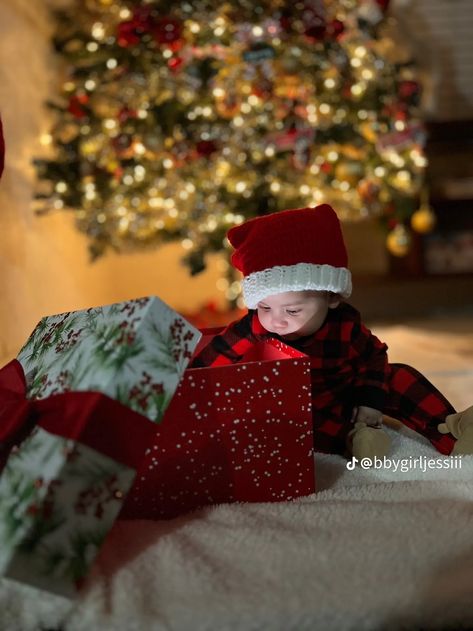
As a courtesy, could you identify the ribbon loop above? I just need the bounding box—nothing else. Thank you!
[0,360,36,452]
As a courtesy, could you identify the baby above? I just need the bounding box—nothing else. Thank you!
[191,205,473,459]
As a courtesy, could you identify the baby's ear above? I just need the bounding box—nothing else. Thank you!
[328,293,340,309]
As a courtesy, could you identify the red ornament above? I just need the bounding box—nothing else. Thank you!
[117,8,183,48]
[113,166,124,181]
[153,17,183,45]
[342,84,353,99]
[398,80,420,99]
[251,77,273,99]
[279,13,292,33]
[168,39,184,54]
[168,56,184,73]
[304,20,326,41]
[301,0,327,41]
[68,94,89,119]
[394,107,408,121]
[132,5,155,23]
[376,0,391,11]
[117,19,142,47]
[112,133,134,158]
[196,140,218,157]
[328,19,345,39]
[118,107,137,123]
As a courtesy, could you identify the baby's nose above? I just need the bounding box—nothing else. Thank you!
[272,314,287,327]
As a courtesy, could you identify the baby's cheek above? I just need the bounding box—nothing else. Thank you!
[300,312,317,327]
[257,311,269,327]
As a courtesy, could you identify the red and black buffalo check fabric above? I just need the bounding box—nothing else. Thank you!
[190,302,455,455]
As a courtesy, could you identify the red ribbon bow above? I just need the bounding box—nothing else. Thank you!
[0,359,157,471]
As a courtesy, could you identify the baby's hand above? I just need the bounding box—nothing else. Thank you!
[351,406,383,428]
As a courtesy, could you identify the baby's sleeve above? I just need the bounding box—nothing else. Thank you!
[348,313,390,410]
[189,312,256,368]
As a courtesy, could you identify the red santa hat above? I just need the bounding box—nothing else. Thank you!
[227,204,352,309]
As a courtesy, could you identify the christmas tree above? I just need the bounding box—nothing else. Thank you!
[35,0,433,295]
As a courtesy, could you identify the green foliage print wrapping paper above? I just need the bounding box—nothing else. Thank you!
[16,296,202,423]
[0,296,200,595]
[0,426,136,597]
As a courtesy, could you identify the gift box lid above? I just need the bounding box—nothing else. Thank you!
[194,327,307,363]
[16,296,201,423]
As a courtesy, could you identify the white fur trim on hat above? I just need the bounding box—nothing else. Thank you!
[241,262,352,309]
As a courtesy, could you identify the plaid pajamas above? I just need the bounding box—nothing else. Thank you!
[190,303,456,456]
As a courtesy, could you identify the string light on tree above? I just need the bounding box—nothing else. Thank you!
[35,0,428,274]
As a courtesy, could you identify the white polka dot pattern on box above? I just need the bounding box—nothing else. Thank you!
[122,338,314,519]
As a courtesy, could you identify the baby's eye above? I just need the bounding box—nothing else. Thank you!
[286,309,301,316]
[258,305,270,311]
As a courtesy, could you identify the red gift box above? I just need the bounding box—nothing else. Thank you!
[121,328,315,520]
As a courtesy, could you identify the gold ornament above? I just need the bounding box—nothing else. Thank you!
[215,159,231,179]
[379,188,391,203]
[335,161,364,185]
[274,75,299,99]
[54,121,80,144]
[342,145,366,161]
[411,204,436,234]
[357,177,380,203]
[86,0,113,8]
[81,135,104,156]
[91,95,121,118]
[163,214,179,230]
[215,96,241,119]
[386,224,411,257]
[359,121,378,144]
[105,159,120,172]
[389,170,415,194]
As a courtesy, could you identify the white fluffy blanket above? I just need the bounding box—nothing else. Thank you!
[1,321,473,630]
[1,424,472,631]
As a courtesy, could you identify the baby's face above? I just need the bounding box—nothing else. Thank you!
[256,290,339,340]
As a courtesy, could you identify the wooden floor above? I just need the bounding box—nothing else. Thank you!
[372,313,473,411]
